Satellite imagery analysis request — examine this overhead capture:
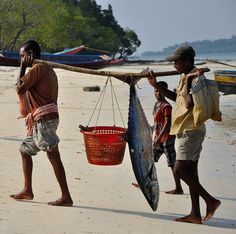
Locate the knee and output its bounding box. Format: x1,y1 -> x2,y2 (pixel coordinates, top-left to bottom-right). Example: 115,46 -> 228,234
47,153 -> 54,162
47,151 -> 56,162
19,149 -> 32,158
46,147 -> 61,162
173,165 -> 186,178
173,166 -> 181,177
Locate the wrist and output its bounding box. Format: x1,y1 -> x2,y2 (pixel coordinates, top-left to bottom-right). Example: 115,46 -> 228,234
20,64 -> 27,70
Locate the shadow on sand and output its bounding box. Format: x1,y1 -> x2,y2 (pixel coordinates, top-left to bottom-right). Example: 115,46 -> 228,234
11,199 -> 236,229
0,136 -> 23,142
75,205 -> 236,230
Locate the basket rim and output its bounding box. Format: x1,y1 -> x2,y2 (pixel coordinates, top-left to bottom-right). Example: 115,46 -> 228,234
80,126 -> 126,135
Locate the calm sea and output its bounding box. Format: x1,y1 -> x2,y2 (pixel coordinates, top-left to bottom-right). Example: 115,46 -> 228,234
131,51 -> 236,62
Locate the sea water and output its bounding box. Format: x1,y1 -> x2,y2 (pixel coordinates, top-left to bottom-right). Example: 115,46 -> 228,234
196,52 -> 236,61
130,51 -> 236,62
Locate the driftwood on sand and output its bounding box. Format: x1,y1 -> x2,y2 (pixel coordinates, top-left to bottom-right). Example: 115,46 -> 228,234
34,59 -> 210,84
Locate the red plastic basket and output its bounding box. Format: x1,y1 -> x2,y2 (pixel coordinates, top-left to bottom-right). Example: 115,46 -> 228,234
80,126 -> 127,166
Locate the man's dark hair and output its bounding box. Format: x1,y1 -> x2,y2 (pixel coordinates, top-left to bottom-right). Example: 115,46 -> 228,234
157,81 -> 168,89
21,40 -> 41,58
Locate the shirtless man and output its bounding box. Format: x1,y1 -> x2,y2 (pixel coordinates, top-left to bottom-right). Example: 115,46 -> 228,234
10,40 -> 73,206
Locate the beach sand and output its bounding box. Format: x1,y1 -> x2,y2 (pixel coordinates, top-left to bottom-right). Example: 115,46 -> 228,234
0,62 -> 235,234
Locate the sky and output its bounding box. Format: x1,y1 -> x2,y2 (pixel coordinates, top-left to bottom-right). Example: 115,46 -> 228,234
96,0 -> 236,54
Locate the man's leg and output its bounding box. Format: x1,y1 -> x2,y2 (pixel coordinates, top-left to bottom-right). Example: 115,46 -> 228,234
164,141 -> 183,194
47,146 -> 73,206
174,160 -> 202,224
165,166 -> 183,194
189,161 -> 201,219
174,160 -> 221,223
10,151 -> 34,200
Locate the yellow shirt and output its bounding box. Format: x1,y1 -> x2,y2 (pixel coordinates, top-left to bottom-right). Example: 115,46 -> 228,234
170,74 -> 204,135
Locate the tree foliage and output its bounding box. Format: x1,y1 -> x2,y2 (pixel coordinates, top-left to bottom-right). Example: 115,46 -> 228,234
0,0 -> 140,56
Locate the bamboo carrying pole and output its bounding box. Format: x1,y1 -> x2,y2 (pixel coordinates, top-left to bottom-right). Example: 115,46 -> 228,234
34,59 -> 210,84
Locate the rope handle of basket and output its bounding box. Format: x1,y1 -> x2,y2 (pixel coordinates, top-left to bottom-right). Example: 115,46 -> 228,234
84,75 -> 126,130
109,78 -> 126,128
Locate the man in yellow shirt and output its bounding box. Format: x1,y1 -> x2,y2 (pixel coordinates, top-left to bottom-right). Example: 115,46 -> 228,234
147,45 -> 220,224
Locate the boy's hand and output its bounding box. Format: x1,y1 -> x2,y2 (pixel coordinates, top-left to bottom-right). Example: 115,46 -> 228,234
153,135 -> 160,148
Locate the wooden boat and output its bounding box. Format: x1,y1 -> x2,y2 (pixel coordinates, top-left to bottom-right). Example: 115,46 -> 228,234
0,50 -> 125,69
53,46 -> 126,67
0,54 -> 19,66
214,70 -> 236,94
54,45 -> 113,56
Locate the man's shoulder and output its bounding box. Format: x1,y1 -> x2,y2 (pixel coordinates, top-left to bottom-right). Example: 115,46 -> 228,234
32,63 -> 56,78
32,63 -> 53,72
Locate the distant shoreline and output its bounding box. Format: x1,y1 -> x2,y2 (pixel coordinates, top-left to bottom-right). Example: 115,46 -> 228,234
141,35 -> 236,57
129,51 -> 236,63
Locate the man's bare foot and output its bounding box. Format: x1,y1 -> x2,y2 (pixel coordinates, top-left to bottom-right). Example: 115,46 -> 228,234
165,189 -> 183,195
203,199 -> 221,222
48,197 -> 73,207
175,214 -> 202,224
10,191 -> 34,200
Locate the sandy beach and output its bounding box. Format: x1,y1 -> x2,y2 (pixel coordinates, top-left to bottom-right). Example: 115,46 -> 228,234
0,62 -> 235,234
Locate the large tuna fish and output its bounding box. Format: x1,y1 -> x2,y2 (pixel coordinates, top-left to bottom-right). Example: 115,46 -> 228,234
126,82 -> 159,211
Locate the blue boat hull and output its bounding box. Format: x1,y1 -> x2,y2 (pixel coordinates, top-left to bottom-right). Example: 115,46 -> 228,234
0,51 -> 124,69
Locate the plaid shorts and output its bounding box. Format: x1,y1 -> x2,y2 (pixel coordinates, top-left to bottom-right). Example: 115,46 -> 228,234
20,118 -> 60,156
153,137 -> 176,167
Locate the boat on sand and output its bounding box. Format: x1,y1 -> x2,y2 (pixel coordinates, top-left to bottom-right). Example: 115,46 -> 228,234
0,47 -> 125,69
214,70 -> 236,94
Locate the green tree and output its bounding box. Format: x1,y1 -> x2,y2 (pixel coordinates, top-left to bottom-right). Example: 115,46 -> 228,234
77,0 -> 141,56
0,0 -> 141,56
0,0 -> 44,51
119,29 -> 141,57
25,0 -> 77,52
